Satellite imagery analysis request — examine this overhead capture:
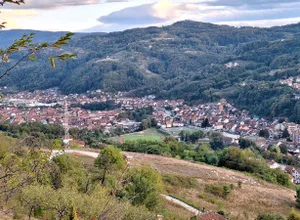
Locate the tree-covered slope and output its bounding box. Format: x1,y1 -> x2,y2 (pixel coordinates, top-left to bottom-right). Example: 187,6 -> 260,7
1,20 -> 300,121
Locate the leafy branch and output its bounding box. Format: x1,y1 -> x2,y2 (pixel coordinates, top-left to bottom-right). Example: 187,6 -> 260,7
0,0 -> 76,80
0,33 -> 76,80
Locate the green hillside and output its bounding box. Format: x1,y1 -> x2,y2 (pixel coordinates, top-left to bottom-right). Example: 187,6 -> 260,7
2,20 -> 300,121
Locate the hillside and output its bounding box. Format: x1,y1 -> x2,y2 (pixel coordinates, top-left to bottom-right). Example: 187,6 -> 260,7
0,30 -> 98,48
71,151 -> 297,220
1,21 -> 300,121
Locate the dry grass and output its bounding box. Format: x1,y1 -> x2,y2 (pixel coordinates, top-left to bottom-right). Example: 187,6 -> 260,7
162,200 -> 193,220
123,152 -> 297,219
64,151 -> 298,219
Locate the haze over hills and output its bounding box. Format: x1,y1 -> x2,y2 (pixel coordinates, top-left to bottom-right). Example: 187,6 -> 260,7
0,30 -> 103,48
1,20 -> 300,122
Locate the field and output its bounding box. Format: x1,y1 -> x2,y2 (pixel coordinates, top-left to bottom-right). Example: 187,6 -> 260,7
111,128 -> 168,143
69,151 -> 298,220
122,152 -> 297,220
123,134 -> 162,142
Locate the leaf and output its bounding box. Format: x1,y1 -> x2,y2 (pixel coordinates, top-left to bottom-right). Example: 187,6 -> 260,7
29,56 -> 36,61
49,57 -> 56,68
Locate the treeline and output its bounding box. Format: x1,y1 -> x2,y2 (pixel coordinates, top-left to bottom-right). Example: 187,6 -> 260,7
120,138 -> 291,187
118,106 -> 154,122
0,122 -> 64,139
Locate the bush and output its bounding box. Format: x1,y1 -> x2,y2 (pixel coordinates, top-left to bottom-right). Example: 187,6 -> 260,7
163,174 -> 198,189
205,184 -> 232,199
256,213 -> 285,220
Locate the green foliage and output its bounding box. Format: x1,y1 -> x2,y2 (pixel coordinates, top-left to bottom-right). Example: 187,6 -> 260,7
123,167 -> 163,210
205,184 -> 232,199
219,147 -> 291,186
238,181 -> 242,189
279,144 -> 288,154
239,138 -> 255,149
81,100 -> 120,111
0,122 -> 64,140
282,128 -> 290,139
94,146 -> 126,184
259,129 -> 270,139
256,213 -> 285,220
119,106 -> 154,122
179,130 -> 205,143
0,31 -> 75,80
2,21 -> 300,122
288,209 -> 300,220
201,118 -> 210,128
209,132 -> 225,150
296,188 -> 300,208
140,118 -> 158,130
162,174 -> 198,189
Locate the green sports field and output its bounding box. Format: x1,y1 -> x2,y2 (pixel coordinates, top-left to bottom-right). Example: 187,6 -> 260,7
123,134 -> 162,142
121,128 -> 167,143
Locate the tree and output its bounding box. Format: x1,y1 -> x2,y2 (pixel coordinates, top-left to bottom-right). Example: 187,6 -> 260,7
223,185 -> 231,199
94,146 -> 126,184
201,118 -> 210,128
296,188 -> 300,208
124,167 -> 163,210
210,132 -> 224,150
19,185 -> 54,220
279,144 -> 288,154
259,129 -> 270,139
239,138 -> 254,149
282,128 -> 290,139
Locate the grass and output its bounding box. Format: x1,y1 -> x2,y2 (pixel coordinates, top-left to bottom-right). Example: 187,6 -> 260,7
121,128 -> 166,143
123,134 -> 162,142
162,174 -> 198,189
169,194 -> 201,211
123,152 -> 298,220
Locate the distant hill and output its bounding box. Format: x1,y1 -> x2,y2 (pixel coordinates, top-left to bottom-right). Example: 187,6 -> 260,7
1,20 -> 300,122
0,29 -> 104,48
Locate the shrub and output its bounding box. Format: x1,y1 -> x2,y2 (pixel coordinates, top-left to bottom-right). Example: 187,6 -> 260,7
256,213 -> 285,220
163,174 -> 198,189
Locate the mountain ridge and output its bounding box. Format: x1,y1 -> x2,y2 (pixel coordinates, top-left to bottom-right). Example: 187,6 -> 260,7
1,20 -> 300,121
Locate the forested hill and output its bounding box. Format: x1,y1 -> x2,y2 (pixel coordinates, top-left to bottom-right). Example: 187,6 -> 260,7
0,30 -> 100,48
2,20 -> 300,122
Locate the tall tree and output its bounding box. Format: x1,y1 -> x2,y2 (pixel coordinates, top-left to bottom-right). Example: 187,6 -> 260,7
124,167 -> 163,210
94,146 -> 126,184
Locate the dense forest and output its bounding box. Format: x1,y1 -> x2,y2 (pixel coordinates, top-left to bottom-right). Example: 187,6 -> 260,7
1,21 -> 300,121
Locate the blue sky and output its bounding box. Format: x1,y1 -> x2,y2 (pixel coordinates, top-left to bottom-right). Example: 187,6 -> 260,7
1,0 -> 300,32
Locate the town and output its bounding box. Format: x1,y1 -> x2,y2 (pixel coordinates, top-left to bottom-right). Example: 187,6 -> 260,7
1,87 -> 300,149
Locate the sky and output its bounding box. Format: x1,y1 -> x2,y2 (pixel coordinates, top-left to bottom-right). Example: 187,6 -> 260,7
1,0 -> 300,32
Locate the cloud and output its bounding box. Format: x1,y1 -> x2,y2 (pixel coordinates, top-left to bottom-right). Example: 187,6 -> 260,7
97,0 -> 197,26
202,0 -> 300,8
5,0 -> 100,10
85,0 -> 300,32
0,9 -> 38,29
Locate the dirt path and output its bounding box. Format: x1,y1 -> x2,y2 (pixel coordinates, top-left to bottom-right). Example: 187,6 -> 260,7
161,194 -> 201,215
50,149 -> 99,159
51,150 -> 202,215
